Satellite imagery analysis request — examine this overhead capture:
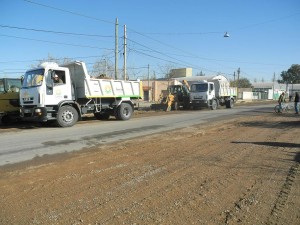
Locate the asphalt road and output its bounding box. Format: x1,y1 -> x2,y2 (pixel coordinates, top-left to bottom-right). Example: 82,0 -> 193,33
0,104 -> 272,166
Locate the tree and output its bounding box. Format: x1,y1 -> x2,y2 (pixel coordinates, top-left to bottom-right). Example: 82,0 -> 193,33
196,71 -> 205,76
278,64 -> 300,84
158,64 -> 176,79
230,78 -> 252,88
287,64 -> 300,83
91,58 -> 115,78
30,54 -> 72,68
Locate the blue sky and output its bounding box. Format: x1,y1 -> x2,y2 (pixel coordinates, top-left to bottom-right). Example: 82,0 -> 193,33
1,0 -> 299,82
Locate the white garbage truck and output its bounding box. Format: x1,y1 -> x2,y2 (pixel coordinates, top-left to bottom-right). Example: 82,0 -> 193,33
20,61 -> 143,127
188,75 -> 237,110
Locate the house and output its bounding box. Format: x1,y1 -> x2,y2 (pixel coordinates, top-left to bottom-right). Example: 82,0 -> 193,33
252,82 -> 300,100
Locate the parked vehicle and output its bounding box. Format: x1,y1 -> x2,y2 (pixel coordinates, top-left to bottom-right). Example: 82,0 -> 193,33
0,78 -> 22,124
165,80 -> 191,111
19,61 -> 143,127
151,80 -> 190,111
189,75 -> 237,110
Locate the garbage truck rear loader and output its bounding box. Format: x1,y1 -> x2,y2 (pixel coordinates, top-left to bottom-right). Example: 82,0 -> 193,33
20,61 -> 143,127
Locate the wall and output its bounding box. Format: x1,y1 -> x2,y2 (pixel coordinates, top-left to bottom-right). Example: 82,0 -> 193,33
242,92 -> 253,100
170,68 -> 193,78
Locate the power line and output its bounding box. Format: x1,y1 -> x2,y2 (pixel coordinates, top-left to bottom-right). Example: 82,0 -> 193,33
127,27 -> 199,58
0,34 -> 114,50
233,11 -> 300,31
23,0 -> 114,25
0,24 -> 113,38
137,31 -> 222,36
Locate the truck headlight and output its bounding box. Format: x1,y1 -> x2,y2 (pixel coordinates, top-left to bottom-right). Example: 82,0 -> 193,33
34,108 -> 42,116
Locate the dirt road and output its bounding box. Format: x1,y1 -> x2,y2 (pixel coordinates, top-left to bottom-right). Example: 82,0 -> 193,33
0,110 -> 299,225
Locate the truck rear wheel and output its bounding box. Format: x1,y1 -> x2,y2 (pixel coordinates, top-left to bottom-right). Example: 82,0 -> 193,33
226,99 -> 234,108
115,103 -> 133,120
56,105 -> 78,127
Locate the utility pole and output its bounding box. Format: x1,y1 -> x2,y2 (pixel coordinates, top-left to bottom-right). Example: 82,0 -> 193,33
115,18 -> 118,80
237,67 -> 240,99
123,25 -> 127,80
148,64 -> 150,102
233,71 -> 236,81
273,72 -> 275,100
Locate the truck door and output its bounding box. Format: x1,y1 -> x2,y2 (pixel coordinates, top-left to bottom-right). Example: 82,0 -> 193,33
45,69 -> 72,105
208,83 -> 215,100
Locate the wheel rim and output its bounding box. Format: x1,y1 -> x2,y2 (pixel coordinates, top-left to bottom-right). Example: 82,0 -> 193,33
123,107 -> 129,116
212,100 -> 217,109
61,110 -> 74,123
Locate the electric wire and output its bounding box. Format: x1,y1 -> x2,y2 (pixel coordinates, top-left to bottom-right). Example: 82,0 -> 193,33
0,24 -> 113,38
23,0 -> 114,25
0,34 -> 114,50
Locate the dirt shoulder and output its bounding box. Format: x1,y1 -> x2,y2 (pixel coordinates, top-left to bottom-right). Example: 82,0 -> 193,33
0,106 -> 300,224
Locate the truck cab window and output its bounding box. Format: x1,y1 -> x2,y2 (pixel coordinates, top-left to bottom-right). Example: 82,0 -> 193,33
53,70 -> 66,84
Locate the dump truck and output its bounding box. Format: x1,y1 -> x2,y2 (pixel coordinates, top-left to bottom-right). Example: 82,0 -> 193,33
19,61 -> 143,127
0,78 -> 22,124
189,75 -> 237,110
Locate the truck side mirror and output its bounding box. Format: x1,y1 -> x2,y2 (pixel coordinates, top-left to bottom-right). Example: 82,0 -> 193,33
46,70 -> 54,89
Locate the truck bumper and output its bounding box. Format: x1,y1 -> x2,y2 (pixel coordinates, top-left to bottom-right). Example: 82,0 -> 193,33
192,100 -> 208,107
20,106 -> 48,122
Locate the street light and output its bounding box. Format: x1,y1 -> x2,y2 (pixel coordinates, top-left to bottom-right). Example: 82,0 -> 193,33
224,32 -> 230,37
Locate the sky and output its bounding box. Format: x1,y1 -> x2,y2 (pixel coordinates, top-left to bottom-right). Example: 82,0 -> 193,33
1,0 -> 300,82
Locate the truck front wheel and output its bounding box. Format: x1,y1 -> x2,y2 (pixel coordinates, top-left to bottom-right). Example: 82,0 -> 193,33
210,99 -> 218,110
115,103 -> 133,120
56,105 -> 78,127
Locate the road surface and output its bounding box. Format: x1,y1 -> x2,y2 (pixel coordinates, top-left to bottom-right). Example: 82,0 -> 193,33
0,104 -> 271,166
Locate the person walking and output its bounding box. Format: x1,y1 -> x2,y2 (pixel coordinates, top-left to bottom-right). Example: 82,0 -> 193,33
278,92 -> 285,112
294,92 -> 299,114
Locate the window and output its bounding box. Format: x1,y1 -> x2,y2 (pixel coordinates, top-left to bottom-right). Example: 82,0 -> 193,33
191,83 -> 208,92
23,69 -> 45,88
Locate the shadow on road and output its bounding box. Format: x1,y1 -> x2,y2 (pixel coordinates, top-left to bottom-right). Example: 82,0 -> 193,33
232,141 -> 300,164
239,119 -> 300,129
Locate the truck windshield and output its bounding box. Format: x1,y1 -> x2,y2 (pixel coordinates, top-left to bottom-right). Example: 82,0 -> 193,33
0,79 -> 4,93
190,83 -> 208,92
23,69 -> 45,88
0,79 -> 22,93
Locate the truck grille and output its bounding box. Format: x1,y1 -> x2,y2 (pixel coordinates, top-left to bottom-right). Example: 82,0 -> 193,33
22,97 -> 34,104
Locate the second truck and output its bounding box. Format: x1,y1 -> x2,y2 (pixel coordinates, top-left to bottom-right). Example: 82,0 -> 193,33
188,75 -> 237,110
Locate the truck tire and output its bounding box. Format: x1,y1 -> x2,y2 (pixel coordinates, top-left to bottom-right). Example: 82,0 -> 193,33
210,99 -> 217,110
115,103 -> 133,120
56,105 -> 78,127
1,115 -> 11,125
226,99 -> 234,108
